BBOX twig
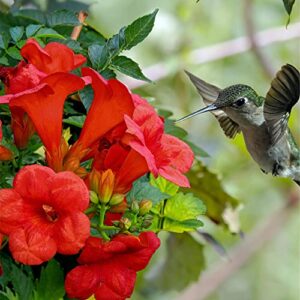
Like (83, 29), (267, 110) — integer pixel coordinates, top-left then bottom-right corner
(70, 11), (88, 41)
(123, 22), (300, 89)
(176, 187), (300, 300)
(243, 0), (275, 79)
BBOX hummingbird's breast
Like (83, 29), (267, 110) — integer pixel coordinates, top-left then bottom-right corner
(241, 123), (290, 173)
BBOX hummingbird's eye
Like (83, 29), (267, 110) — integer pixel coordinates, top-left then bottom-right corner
(233, 97), (247, 107)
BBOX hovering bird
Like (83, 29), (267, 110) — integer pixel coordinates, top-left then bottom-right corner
(177, 64), (300, 185)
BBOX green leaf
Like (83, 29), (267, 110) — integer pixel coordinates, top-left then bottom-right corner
(111, 55), (151, 82)
(182, 161), (240, 228)
(283, 0), (295, 14)
(46, 10), (80, 27)
(9, 26), (24, 42)
(126, 175), (170, 205)
(0, 33), (10, 49)
(164, 119), (188, 139)
(34, 259), (65, 300)
(184, 140), (210, 157)
(0, 56), (9, 65)
(153, 233), (205, 291)
(162, 192), (205, 232)
(107, 27), (126, 57)
(283, 0), (295, 25)
(0, 253), (34, 300)
(149, 174), (179, 196)
(100, 68), (116, 79)
(12, 9), (46, 24)
(63, 115), (86, 128)
(79, 84), (94, 112)
(124, 9), (158, 50)
(88, 44), (109, 70)
(25, 24), (42, 37)
(34, 28), (64, 39)
(6, 46), (22, 60)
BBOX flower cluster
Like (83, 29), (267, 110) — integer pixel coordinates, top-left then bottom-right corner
(0, 38), (194, 299)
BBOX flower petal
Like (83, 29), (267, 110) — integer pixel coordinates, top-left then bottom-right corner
(54, 212), (90, 254)
(9, 227), (57, 265)
(0, 189), (25, 235)
(13, 165), (54, 204)
(49, 171), (89, 212)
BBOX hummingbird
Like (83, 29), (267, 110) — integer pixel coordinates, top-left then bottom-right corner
(177, 64), (300, 185)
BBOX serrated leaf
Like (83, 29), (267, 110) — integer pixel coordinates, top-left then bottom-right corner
(9, 26), (24, 42)
(34, 259), (65, 300)
(79, 84), (94, 112)
(153, 233), (205, 291)
(12, 9), (46, 24)
(0, 253), (34, 300)
(0, 33), (10, 49)
(182, 161), (240, 228)
(149, 174), (179, 196)
(127, 175), (170, 205)
(6, 46), (22, 60)
(46, 10), (80, 27)
(88, 44), (109, 70)
(34, 28), (64, 39)
(25, 24), (42, 37)
(63, 115), (86, 128)
(162, 192), (205, 232)
(124, 9), (158, 50)
(107, 27), (126, 57)
(111, 55), (151, 82)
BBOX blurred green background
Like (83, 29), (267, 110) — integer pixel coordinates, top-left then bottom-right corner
(2, 0), (299, 299)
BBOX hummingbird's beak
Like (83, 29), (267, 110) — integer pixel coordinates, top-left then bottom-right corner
(175, 104), (218, 123)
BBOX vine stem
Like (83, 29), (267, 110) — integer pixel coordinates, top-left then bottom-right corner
(70, 10), (88, 41)
(99, 204), (110, 241)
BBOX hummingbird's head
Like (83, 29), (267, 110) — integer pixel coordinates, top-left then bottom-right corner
(215, 84), (261, 108)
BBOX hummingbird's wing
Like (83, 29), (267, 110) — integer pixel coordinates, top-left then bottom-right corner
(264, 64), (300, 145)
(185, 71), (241, 138)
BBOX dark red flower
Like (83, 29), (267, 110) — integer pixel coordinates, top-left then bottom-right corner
(124, 95), (194, 187)
(0, 119), (13, 161)
(65, 232), (160, 300)
(0, 165), (90, 265)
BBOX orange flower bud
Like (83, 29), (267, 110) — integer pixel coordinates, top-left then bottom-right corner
(87, 169), (101, 194)
(109, 194), (125, 206)
(109, 200), (127, 213)
(139, 200), (153, 216)
(99, 169), (115, 204)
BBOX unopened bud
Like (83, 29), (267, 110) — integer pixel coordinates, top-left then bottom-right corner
(109, 201), (127, 213)
(89, 190), (99, 204)
(131, 200), (139, 214)
(109, 194), (124, 206)
(139, 200), (152, 216)
(142, 214), (154, 228)
(99, 169), (115, 204)
(119, 217), (132, 230)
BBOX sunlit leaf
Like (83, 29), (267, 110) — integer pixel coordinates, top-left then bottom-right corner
(182, 161), (240, 228)
(127, 175), (170, 205)
(150, 174), (179, 196)
(162, 192), (205, 232)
